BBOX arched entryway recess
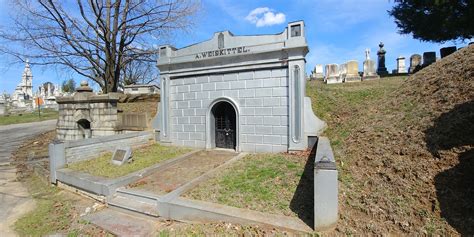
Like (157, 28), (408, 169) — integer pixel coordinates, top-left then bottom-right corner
(206, 97), (240, 151)
(77, 119), (91, 139)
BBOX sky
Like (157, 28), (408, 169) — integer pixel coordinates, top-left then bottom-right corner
(0, 0), (468, 94)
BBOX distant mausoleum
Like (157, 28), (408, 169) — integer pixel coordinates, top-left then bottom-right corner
(124, 84), (160, 95)
(156, 21), (326, 153)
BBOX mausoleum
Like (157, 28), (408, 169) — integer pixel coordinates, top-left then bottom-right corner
(156, 21), (325, 153)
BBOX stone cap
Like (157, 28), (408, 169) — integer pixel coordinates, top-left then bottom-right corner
(76, 81), (93, 93)
(314, 137), (337, 170)
(56, 92), (122, 104)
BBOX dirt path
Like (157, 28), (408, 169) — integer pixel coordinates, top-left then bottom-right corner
(128, 150), (237, 194)
(0, 120), (56, 236)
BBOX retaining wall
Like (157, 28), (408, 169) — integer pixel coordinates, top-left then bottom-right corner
(49, 131), (154, 183)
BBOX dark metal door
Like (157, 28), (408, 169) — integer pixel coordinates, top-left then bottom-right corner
(214, 102), (236, 149)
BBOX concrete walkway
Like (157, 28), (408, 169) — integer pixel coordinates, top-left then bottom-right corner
(0, 120), (56, 236)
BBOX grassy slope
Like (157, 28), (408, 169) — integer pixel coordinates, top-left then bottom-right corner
(0, 109), (58, 125)
(309, 46), (473, 235)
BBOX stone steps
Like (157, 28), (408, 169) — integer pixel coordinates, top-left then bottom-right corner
(108, 188), (161, 217)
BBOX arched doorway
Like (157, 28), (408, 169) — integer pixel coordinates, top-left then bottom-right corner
(77, 119), (91, 139)
(211, 101), (236, 149)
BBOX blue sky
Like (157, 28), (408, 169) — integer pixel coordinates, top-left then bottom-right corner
(0, 0), (467, 94)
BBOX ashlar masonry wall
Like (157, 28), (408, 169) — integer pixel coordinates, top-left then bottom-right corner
(169, 68), (289, 153)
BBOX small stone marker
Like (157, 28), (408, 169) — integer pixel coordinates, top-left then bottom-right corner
(111, 147), (132, 166)
(409, 54), (422, 73)
(440, 46), (457, 58)
(423, 52), (436, 67)
(396, 56), (406, 73)
(344, 60), (361, 82)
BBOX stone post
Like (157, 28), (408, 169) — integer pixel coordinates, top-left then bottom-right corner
(48, 141), (66, 183)
(314, 137), (338, 231)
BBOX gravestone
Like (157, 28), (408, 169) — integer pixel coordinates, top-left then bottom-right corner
(111, 147), (132, 166)
(344, 60), (361, 82)
(363, 49), (379, 80)
(339, 63), (347, 82)
(423, 52), (436, 67)
(409, 54), (422, 73)
(325, 64), (341, 84)
(376, 42), (388, 76)
(313, 64), (324, 80)
(396, 56), (406, 73)
(440, 46), (457, 58)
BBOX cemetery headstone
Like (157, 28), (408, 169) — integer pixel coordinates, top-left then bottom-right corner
(344, 60), (361, 82)
(325, 64), (342, 84)
(339, 63), (347, 82)
(440, 46), (457, 58)
(314, 64), (324, 80)
(409, 54), (422, 73)
(363, 49), (379, 80)
(423, 52), (436, 67)
(111, 147), (132, 166)
(376, 42), (388, 76)
(396, 56), (407, 73)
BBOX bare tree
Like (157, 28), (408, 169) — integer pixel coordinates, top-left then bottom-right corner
(0, 0), (199, 93)
(121, 54), (158, 86)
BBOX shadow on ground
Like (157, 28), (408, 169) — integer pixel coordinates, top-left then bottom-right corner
(425, 100), (474, 235)
(290, 143), (316, 228)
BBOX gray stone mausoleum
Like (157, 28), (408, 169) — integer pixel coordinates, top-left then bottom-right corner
(157, 21), (325, 153)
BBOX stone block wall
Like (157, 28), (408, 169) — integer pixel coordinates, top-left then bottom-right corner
(64, 131), (154, 164)
(169, 68), (289, 153)
(56, 92), (121, 140)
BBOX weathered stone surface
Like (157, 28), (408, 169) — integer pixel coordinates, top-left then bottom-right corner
(409, 54), (422, 73)
(325, 64), (341, 84)
(56, 82), (122, 141)
(396, 56), (407, 73)
(311, 64), (324, 80)
(363, 60), (379, 80)
(344, 60), (361, 82)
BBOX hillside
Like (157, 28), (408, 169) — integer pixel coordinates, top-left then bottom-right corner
(308, 45), (473, 235)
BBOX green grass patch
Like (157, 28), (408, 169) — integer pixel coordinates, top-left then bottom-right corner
(15, 175), (73, 236)
(68, 143), (192, 178)
(186, 153), (308, 216)
(0, 109), (58, 125)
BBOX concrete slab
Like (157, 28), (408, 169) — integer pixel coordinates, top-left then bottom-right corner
(83, 209), (159, 237)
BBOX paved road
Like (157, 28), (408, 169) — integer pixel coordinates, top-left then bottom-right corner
(0, 120), (56, 236)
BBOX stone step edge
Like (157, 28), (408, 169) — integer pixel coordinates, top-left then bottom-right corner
(158, 197), (313, 233)
(115, 187), (161, 204)
(108, 195), (159, 217)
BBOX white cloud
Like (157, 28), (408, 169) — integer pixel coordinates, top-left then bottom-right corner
(245, 7), (286, 27)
